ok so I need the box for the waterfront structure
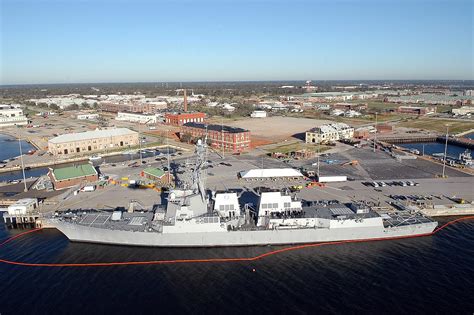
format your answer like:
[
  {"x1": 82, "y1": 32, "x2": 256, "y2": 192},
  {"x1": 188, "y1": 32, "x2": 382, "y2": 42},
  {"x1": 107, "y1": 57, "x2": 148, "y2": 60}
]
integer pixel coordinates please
[
  {"x1": 48, "y1": 128, "x2": 139, "y2": 156},
  {"x1": 48, "y1": 164, "x2": 98, "y2": 190},
  {"x1": 0, "y1": 105, "x2": 28, "y2": 127},
  {"x1": 305, "y1": 123, "x2": 354, "y2": 144},
  {"x1": 116, "y1": 112, "x2": 161, "y2": 124},
  {"x1": 238, "y1": 168, "x2": 304, "y2": 180},
  {"x1": 250, "y1": 110, "x2": 267, "y2": 118},
  {"x1": 181, "y1": 122, "x2": 250, "y2": 153},
  {"x1": 452, "y1": 106, "x2": 474, "y2": 116},
  {"x1": 165, "y1": 112, "x2": 206, "y2": 126},
  {"x1": 141, "y1": 167, "x2": 172, "y2": 185},
  {"x1": 7, "y1": 198, "x2": 38, "y2": 215},
  {"x1": 396, "y1": 106, "x2": 437, "y2": 115}
]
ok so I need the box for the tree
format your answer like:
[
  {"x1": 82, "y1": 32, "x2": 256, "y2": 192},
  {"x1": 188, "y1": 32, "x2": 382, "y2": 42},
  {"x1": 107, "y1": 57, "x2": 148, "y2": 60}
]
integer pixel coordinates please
[
  {"x1": 49, "y1": 103, "x2": 59, "y2": 110},
  {"x1": 67, "y1": 104, "x2": 80, "y2": 111},
  {"x1": 180, "y1": 132, "x2": 192, "y2": 143}
]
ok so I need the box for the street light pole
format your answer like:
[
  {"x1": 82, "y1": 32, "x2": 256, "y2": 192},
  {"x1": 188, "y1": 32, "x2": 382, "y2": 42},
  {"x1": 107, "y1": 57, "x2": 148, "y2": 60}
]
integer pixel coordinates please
[
  {"x1": 18, "y1": 139, "x2": 28, "y2": 192},
  {"x1": 442, "y1": 125, "x2": 449, "y2": 178},
  {"x1": 373, "y1": 112, "x2": 377, "y2": 153}
]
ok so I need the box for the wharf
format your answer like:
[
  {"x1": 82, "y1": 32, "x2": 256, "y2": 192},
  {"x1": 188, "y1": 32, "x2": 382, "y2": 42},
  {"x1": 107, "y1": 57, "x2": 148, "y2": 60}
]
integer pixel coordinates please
[
  {"x1": 419, "y1": 204, "x2": 474, "y2": 217},
  {"x1": 379, "y1": 134, "x2": 474, "y2": 149},
  {"x1": 2, "y1": 211, "x2": 42, "y2": 229},
  {"x1": 436, "y1": 136, "x2": 474, "y2": 149}
]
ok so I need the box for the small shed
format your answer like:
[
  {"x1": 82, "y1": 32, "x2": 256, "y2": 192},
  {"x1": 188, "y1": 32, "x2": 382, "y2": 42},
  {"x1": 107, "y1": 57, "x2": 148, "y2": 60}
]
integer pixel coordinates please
[{"x1": 141, "y1": 167, "x2": 171, "y2": 185}]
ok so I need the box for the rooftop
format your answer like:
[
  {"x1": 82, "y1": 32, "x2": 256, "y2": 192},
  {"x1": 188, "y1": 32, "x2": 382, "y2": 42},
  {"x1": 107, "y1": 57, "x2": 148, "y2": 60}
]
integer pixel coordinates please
[
  {"x1": 239, "y1": 168, "x2": 303, "y2": 179},
  {"x1": 143, "y1": 167, "x2": 166, "y2": 178},
  {"x1": 51, "y1": 164, "x2": 98, "y2": 181},
  {"x1": 49, "y1": 128, "x2": 137, "y2": 144},
  {"x1": 183, "y1": 122, "x2": 248, "y2": 133}
]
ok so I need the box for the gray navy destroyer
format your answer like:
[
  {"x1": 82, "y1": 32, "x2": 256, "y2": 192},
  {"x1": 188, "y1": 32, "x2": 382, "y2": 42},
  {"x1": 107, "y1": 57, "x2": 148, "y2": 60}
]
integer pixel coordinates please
[{"x1": 48, "y1": 138, "x2": 438, "y2": 247}]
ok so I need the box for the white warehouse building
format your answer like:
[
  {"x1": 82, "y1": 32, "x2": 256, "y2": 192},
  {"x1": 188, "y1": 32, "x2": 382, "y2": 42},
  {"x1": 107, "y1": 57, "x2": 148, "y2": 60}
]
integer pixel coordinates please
[
  {"x1": 0, "y1": 105, "x2": 28, "y2": 127},
  {"x1": 305, "y1": 123, "x2": 354, "y2": 144},
  {"x1": 250, "y1": 110, "x2": 267, "y2": 118},
  {"x1": 116, "y1": 112, "x2": 160, "y2": 124}
]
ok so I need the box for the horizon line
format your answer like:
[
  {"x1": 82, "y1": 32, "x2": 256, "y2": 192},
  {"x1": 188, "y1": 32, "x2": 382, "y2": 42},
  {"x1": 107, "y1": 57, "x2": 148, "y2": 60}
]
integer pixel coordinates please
[{"x1": 2, "y1": 79, "x2": 474, "y2": 87}]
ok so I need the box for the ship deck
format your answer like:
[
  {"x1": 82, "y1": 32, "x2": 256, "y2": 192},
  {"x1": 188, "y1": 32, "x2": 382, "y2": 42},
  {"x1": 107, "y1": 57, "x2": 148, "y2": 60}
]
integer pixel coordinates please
[{"x1": 59, "y1": 211, "x2": 155, "y2": 232}]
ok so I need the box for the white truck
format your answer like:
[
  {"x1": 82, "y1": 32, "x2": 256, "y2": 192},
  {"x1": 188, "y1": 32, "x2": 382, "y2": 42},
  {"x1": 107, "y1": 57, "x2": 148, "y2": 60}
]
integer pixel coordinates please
[
  {"x1": 82, "y1": 185, "x2": 96, "y2": 192},
  {"x1": 316, "y1": 175, "x2": 347, "y2": 183}
]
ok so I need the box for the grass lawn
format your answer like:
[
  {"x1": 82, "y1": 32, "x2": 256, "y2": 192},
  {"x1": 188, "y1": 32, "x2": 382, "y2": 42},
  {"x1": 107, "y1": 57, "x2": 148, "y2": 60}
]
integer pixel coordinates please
[{"x1": 398, "y1": 118, "x2": 474, "y2": 134}]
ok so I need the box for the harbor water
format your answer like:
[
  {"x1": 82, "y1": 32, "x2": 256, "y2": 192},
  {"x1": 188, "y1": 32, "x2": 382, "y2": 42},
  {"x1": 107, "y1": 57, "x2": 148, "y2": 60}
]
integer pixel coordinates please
[
  {"x1": 0, "y1": 218, "x2": 473, "y2": 314},
  {"x1": 399, "y1": 142, "x2": 471, "y2": 158}
]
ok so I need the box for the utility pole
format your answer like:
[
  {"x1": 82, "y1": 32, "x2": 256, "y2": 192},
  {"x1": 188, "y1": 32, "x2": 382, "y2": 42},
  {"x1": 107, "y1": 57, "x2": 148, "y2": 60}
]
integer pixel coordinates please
[
  {"x1": 317, "y1": 143, "x2": 320, "y2": 177},
  {"x1": 442, "y1": 125, "x2": 449, "y2": 178},
  {"x1": 221, "y1": 117, "x2": 225, "y2": 159},
  {"x1": 139, "y1": 122, "x2": 143, "y2": 164},
  {"x1": 18, "y1": 139, "x2": 28, "y2": 192},
  {"x1": 167, "y1": 129, "x2": 171, "y2": 185},
  {"x1": 373, "y1": 112, "x2": 377, "y2": 153}
]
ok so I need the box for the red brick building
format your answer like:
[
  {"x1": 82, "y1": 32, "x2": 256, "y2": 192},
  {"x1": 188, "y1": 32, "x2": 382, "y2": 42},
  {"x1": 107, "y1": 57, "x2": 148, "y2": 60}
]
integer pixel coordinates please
[
  {"x1": 165, "y1": 112, "x2": 206, "y2": 126},
  {"x1": 48, "y1": 164, "x2": 99, "y2": 190},
  {"x1": 332, "y1": 103, "x2": 368, "y2": 111},
  {"x1": 180, "y1": 122, "x2": 251, "y2": 153}
]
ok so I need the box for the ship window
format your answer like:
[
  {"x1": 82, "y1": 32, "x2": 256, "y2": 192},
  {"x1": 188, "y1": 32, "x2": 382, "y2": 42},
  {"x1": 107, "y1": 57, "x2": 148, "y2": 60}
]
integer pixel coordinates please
[
  {"x1": 229, "y1": 205, "x2": 234, "y2": 210},
  {"x1": 219, "y1": 205, "x2": 224, "y2": 211},
  {"x1": 273, "y1": 203, "x2": 278, "y2": 208},
  {"x1": 284, "y1": 202, "x2": 291, "y2": 208},
  {"x1": 261, "y1": 204, "x2": 267, "y2": 209},
  {"x1": 225, "y1": 205, "x2": 230, "y2": 210}
]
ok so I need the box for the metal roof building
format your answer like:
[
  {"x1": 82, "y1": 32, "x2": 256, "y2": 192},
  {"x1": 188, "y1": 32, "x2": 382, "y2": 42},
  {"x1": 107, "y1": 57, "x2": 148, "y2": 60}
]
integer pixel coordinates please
[
  {"x1": 48, "y1": 164, "x2": 99, "y2": 190},
  {"x1": 49, "y1": 128, "x2": 137, "y2": 144},
  {"x1": 48, "y1": 128, "x2": 139, "y2": 157}
]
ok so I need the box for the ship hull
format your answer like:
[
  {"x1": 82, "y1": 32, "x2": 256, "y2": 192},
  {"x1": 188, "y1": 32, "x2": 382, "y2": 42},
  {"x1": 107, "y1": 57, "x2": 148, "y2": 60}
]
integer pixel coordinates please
[{"x1": 49, "y1": 220, "x2": 438, "y2": 247}]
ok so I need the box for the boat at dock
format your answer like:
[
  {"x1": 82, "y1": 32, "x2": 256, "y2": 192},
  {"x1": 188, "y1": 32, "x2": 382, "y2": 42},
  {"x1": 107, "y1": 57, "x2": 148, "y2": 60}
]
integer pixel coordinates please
[{"x1": 47, "y1": 138, "x2": 438, "y2": 247}]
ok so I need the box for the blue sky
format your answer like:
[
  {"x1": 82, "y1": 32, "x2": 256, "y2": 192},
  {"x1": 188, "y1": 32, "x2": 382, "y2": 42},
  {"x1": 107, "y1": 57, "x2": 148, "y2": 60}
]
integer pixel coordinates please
[{"x1": 1, "y1": 0, "x2": 472, "y2": 84}]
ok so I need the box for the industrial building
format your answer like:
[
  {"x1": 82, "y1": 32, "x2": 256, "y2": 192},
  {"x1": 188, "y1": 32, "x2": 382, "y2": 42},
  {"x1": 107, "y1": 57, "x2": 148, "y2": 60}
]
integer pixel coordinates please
[
  {"x1": 181, "y1": 122, "x2": 251, "y2": 153},
  {"x1": 100, "y1": 101, "x2": 167, "y2": 113},
  {"x1": 452, "y1": 106, "x2": 474, "y2": 116},
  {"x1": 250, "y1": 110, "x2": 267, "y2": 118},
  {"x1": 48, "y1": 128, "x2": 139, "y2": 156},
  {"x1": 48, "y1": 164, "x2": 99, "y2": 190},
  {"x1": 332, "y1": 103, "x2": 368, "y2": 111},
  {"x1": 0, "y1": 104, "x2": 28, "y2": 127},
  {"x1": 397, "y1": 106, "x2": 437, "y2": 115},
  {"x1": 305, "y1": 123, "x2": 354, "y2": 144},
  {"x1": 116, "y1": 112, "x2": 161, "y2": 124},
  {"x1": 165, "y1": 112, "x2": 206, "y2": 126},
  {"x1": 7, "y1": 198, "x2": 39, "y2": 215},
  {"x1": 76, "y1": 112, "x2": 99, "y2": 120}
]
